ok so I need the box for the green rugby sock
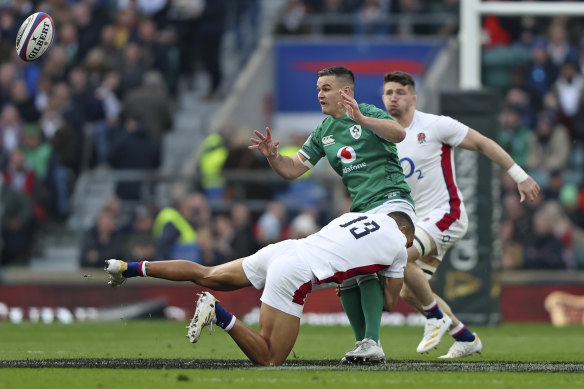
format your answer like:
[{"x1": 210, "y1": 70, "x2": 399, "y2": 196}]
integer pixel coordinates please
[
  {"x1": 340, "y1": 286, "x2": 366, "y2": 341},
  {"x1": 359, "y1": 278, "x2": 384, "y2": 343}
]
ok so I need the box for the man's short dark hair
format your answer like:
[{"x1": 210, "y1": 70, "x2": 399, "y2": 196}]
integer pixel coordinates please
[
  {"x1": 388, "y1": 211, "x2": 414, "y2": 236},
  {"x1": 317, "y1": 66, "x2": 355, "y2": 87},
  {"x1": 383, "y1": 71, "x2": 415, "y2": 91}
]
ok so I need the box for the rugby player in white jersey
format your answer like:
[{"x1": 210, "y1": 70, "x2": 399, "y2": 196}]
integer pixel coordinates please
[
  {"x1": 382, "y1": 71, "x2": 541, "y2": 358},
  {"x1": 105, "y1": 211, "x2": 414, "y2": 366}
]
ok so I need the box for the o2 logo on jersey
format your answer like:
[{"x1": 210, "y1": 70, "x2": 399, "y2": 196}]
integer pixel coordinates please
[
  {"x1": 400, "y1": 157, "x2": 423, "y2": 179},
  {"x1": 337, "y1": 146, "x2": 357, "y2": 164},
  {"x1": 349, "y1": 125, "x2": 362, "y2": 139}
]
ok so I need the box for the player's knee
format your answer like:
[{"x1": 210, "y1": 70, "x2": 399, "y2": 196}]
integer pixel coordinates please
[
  {"x1": 197, "y1": 266, "x2": 221, "y2": 288},
  {"x1": 252, "y1": 353, "x2": 287, "y2": 366}
]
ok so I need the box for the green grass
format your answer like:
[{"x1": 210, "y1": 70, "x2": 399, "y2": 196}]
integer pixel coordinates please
[{"x1": 1, "y1": 321, "x2": 583, "y2": 388}]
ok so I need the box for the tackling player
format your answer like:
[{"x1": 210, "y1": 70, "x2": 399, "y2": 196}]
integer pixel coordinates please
[
  {"x1": 249, "y1": 66, "x2": 415, "y2": 362},
  {"x1": 105, "y1": 211, "x2": 414, "y2": 366},
  {"x1": 382, "y1": 71, "x2": 541, "y2": 357}
]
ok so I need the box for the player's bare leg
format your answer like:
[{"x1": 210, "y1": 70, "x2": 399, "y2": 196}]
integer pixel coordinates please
[
  {"x1": 146, "y1": 259, "x2": 251, "y2": 290},
  {"x1": 228, "y1": 303, "x2": 300, "y2": 365},
  {"x1": 400, "y1": 252, "x2": 482, "y2": 358},
  {"x1": 401, "y1": 261, "x2": 452, "y2": 353},
  {"x1": 105, "y1": 258, "x2": 251, "y2": 290}
]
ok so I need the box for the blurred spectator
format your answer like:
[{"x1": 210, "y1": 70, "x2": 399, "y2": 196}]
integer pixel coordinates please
[
  {"x1": 316, "y1": 0, "x2": 353, "y2": 35},
  {"x1": 0, "y1": 62, "x2": 17, "y2": 107},
  {"x1": 196, "y1": 226, "x2": 229, "y2": 266},
  {"x1": 112, "y1": 6, "x2": 139, "y2": 50},
  {"x1": 107, "y1": 113, "x2": 161, "y2": 201},
  {"x1": 11, "y1": 79, "x2": 40, "y2": 122},
  {"x1": 123, "y1": 205, "x2": 157, "y2": 261},
  {"x1": 20, "y1": 124, "x2": 50, "y2": 180},
  {"x1": 254, "y1": 201, "x2": 289, "y2": 245},
  {"x1": 289, "y1": 209, "x2": 320, "y2": 239},
  {"x1": 221, "y1": 136, "x2": 272, "y2": 202},
  {"x1": 72, "y1": 2, "x2": 107, "y2": 63},
  {"x1": 80, "y1": 208, "x2": 125, "y2": 268},
  {"x1": 226, "y1": 202, "x2": 260, "y2": 258},
  {"x1": 43, "y1": 45, "x2": 69, "y2": 83},
  {"x1": 501, "y1": 191, "x2": 533, "y2": 243},
  {"x1": 523, "y1": 200, "x2": 567, "y2": 269},
  {"x1": 560, "y1": 184, "x2": 584, "y2": 230},
  {"x1": 526, "y1": 110, "x2": 570, "y2": 173},
  {"x1": 0, "y1": 8, "x2": 20, "y2": 63},
  {"x1": 3, "y1": 148, "x2": 45, "y2": 223},
  {"x1": 483, "y1": 14, "x2": 512, "y2": 49},
  {"x1": 427, "y1": 0, "x2": 459, "y2": 37},
  {"x1": 504, "y1": 87, "x2": 534, "y2": 128},
  {"x1": 275, "y1": 0, "x2": 308, "y2": 35},
  {"x1": 1, "y1": 176, "x2": 34, "y2": 265},
  {"x1": 542, "y1": 169, "x2": 564, "y2": 201},
  {"x1": 58, "y1": 22, "x2": 80, "y2": 65},
  {"x1": 546, "y1": 19, "x2": 578, "y2": 73},
  {"x1": 117, "y1": 42, "x2": 146, "y2": 97},
  {"x1": 552, "y1": 62, "x2": 584, "y2": 136},
  {"x1": 153, "y1": 192, "x2": 210, "y2": 261},
  {"x1": 195, "y1": 0, "x2": 227, "y2": 101},
  {"x1": 196, "y1": 130, "x2": 229, "y2": 202},
  {"x1": 392, "y1": 0, "x2": 432, "y2": 37},
  {"x1": 354, "y1": 0, "x2": 388, "y2": 37},
  {"x1": 92, "y1": 70, "x2": 122, "y2": 166},
  {"x1": 121, "y1": 70, "x2": 173, "y2": 144},
  {"x1": 136, "y1": 18, "x2": 179, "y2": 96},
  {"x1": 497, "y1": 105, "x2": 531, "y2": 168},
  {"x1": 170, "y1": 0, "x2": 204, "y2": 88},
  {"x1": 0, "y1": 104, "x2": 23, "y2": 154},
  {"x1": 20, "y1": 124, "x2": 53, "y2": 214},
  {"x1": 523, "y1": 38, "x2": 557, "y2": 105},
  {"x1": 500, "y1": 218, "x2": 524, "y2": 270}
]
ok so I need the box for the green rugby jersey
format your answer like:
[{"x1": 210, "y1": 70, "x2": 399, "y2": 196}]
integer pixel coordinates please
[{"x1": 299, "y1": 103, "x2": 414, "y2": 212}]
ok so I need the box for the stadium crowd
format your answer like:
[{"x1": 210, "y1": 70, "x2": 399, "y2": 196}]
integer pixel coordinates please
[
  {"x1": 2, "y1": 0, "x2": 584, "y2": 272},
  {"x1": 0, "y1": 0, "x2": 258, "y2": 264}
]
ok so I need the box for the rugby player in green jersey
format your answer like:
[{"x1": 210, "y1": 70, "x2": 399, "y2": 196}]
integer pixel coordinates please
[{"x1": 249, "y1": 66, "x2": 414, "y2": 363}]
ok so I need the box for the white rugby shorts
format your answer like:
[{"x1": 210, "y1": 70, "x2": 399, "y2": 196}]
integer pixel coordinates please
[
  {"x1": 416, "y1": 206, "x2": 468, "y2": 262},
  {"x1": 242, "y1": 241, "x2": 315, "y2": 318}
]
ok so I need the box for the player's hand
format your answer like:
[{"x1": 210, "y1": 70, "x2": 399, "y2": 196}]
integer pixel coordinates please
[
  {"x1": 518, "y1": 177, "x2": 541, "y2": 202},
  {"x1": 338, "y1": 90, "x2": 364, "y2": 123},
  {"x1": 249, "y1": 127, "x2": 280, "y2": 159},
  {"x1": 335, "y1": 285, "x2": 341, "y2": 297}
]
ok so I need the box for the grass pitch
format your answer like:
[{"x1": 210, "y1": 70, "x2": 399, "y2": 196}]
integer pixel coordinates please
[{"x1": 0, "y1": 321, "x2": 582, "y2": 388}]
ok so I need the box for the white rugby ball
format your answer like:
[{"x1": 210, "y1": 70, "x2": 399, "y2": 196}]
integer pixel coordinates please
[{"x1": 15, "y1": 12, "x2": 55, "y2": 62}]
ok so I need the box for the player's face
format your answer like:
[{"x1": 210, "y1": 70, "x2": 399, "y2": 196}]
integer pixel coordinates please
[
  {"x1": 317, "y1": 75, "x2": 345, "y2": 117},
  {"x1": 382, "y1": 82, "x2": 416, "y2": 118}
]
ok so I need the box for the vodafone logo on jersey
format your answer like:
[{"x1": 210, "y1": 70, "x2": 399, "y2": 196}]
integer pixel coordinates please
[{"x1": 337, "y1": 146, "x2": 357, "y2": 164}]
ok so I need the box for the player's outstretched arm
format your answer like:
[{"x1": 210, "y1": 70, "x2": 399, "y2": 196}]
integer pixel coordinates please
[
  {"x1": 381, "y1": 276, "x2": 404, "y2": 311},
  {"x1": 458, "y1": 128, "x2": 541, "y2": 202},
  {"x1": 339, "y1": 90, "x2": 405, "y2": 142},
  {"x1": 248, "y1": 127, "x2": 309, "y2": 180}
]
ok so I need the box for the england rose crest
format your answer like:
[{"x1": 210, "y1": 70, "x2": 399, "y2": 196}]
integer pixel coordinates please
[{"x1": 417, "y1": 132, "x2": 426, "y2": 144}]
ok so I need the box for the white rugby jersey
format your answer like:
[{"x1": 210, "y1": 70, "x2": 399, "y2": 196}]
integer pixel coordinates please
[
  {"x1": 396, "y1": 110, "x2": 469, "y2": 228},
  {"x1": 297, "y1": 212, "x2": 408, "y2": 284}
]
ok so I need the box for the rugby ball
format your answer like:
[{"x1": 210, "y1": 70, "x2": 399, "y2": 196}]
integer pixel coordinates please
[{"x1": 15, "y1": 12, "x2": 55, "y2": 62}]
